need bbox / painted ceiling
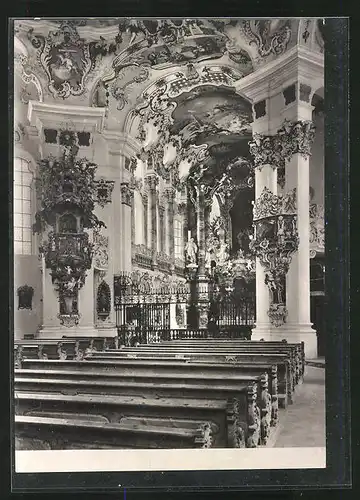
[14,18,324,186]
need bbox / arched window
[14,158,33,255]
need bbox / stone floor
[274,366,326,447]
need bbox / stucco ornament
[241,20,292,58]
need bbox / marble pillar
[120,182,134,272]
[275,109,318,358]
[251,158,278,341]
[146,173,159,268]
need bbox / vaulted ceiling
[14,18,324,135]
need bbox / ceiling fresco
[14,17,324,201]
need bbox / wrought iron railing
[117,326,252,346]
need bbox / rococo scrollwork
[95,178,115,208]
[250,187,299,327]
[33,135,105,324]
[249,120,316,173]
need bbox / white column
[252,165,278,340]
[274,101,318,358]
[250,105,278,340]
[120,183,134,272]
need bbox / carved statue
[265,271,283,304]
[277,215,285,245]
[185,237,198,265]
[217,241,229,264]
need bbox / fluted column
[120,182,134,272]
[165,186,176,266]
[195,184,210,329]
[278,104,317,358]
[250,133,278,340]
[145,173,159,268]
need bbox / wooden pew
[86,350,293,406]
[112,344,299,386]
[15,391,245,448]
[14,373,265,446]
[155,340,305,381]
[19,357,280,426]
[131,343,303,385]
[15,414,214,450]
[14,337,116,362]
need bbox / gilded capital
[145,174,159,191]
[277,120,316,160]
[120,182,134,206]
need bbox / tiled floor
[274,366,326,447]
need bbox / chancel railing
[113,271,255,346]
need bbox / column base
[252,323,317,358]
[95,325,118,338]
[37,325,103,340]
[251,323,273,341]
[270,323,318,359]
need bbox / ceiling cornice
[27,101,106,133]
[235,45,324,103]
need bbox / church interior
[13,18,325,452]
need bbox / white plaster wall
[309,113,324,205]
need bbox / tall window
[174,219,183,260]
[14,158,33,255]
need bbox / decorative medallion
[95,178,115,207]
[252,187,297,221]
[28,21,116,99]
[267,303,288,327]
[57,312,81,328]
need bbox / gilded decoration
[121,182,134,206]
[33,140,105,321]
[277,120,316,161]
[95,178,115,207]
[241,20,292,58]
[27,21,117,99]
[250,187,299,327]
[249,120,316,173]
[309,203,325,254]
[93,229,109,270]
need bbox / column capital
[120,182,134,206]
[164,186,176,202]
[278,119,316,160]
[145,173,159,191]
[250,119,316,171]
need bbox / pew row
[15,391,251,448]
[15,415,214,450]
[18,357,280,420]
[15,372,270,446]
[85,351,293,406]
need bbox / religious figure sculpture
[277,216,285,246]
[185,237,198,265]
[217,241,229,264]
[265,271,283,304]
